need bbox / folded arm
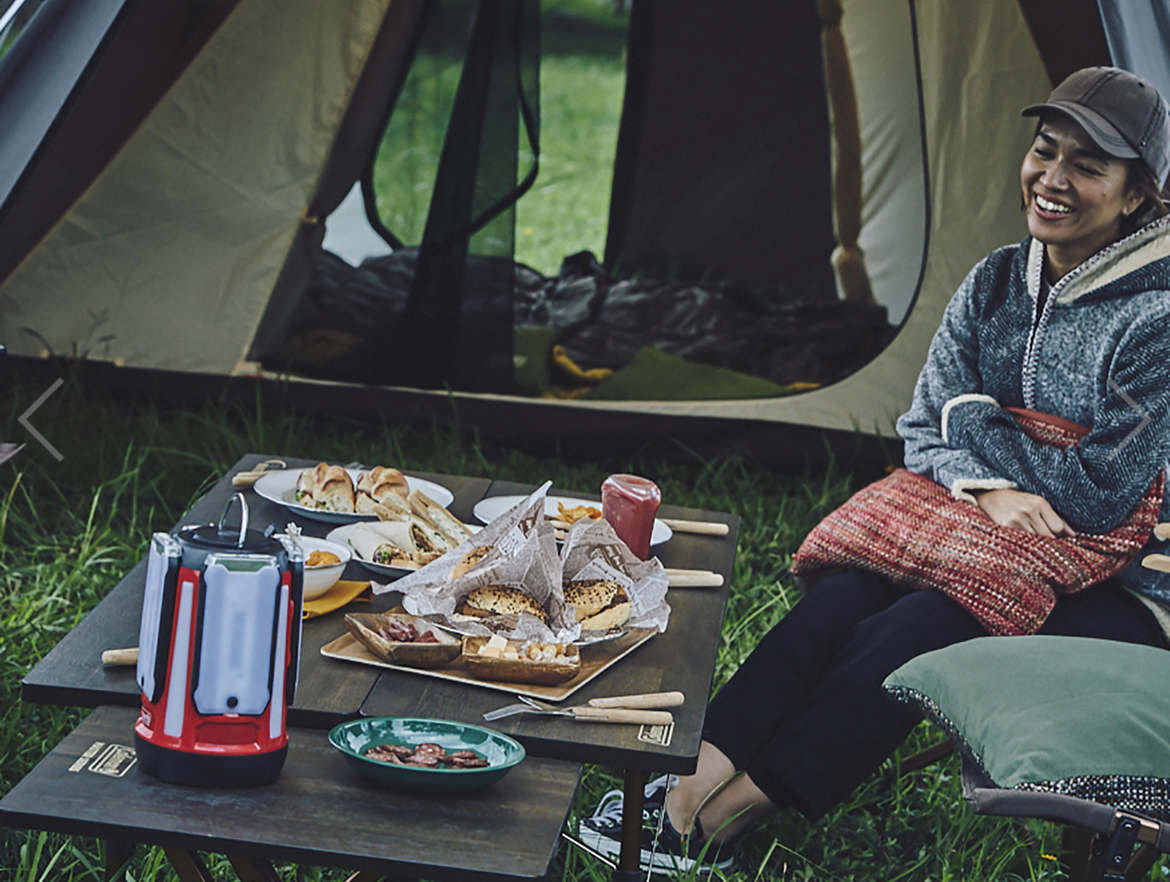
[946,316,1170,533]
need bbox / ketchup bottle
[601,474,661,560]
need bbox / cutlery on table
[483,692,681,724]
[101,647,138,665]
[666,569,724,588]
[657,518,729,536]
[1155,522,1170,541]
[231,459,288,488]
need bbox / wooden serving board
[320,628,657,702]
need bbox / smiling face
[1020,114,1144,280]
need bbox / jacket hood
[1025,214,1170,305]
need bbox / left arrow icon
[19,378,64,461]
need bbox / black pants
[702,569,1166,820]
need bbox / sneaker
[578,774,735,877]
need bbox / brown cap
[1022,67,1170,186]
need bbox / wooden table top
[22,455,739,774]
[0,706,580,882]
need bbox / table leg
[613,767,646,882]
[163,848,214,882]
[102,838,135,881]
[227,854,281,882]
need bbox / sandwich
[456,585,549,625]
[295,463,356,512]
[355,467,410,513]
[564,579,631,631]
[448,545,495,580]
[349,522,420,568]
[409,490,474,546]
[371,494,412,521]
[408,515,455,559]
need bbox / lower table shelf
[0,706,581,882]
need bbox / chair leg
[1125,843,1158,881]
[897,740,954,775]
[1062,826,1096,882]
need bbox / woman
[581,67,1170,876]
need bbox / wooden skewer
[1143,554,1170,574]
[667,572,724,588]
[1155,523,1170,541]
[102,647,139,666]
[658,519,729,536]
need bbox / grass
[0,365,1143,881]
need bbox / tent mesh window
[268,0,897,399]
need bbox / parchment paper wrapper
[561,517,671,633]
[377,481,570,641]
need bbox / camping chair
[886,627,1170,882]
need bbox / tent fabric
[604,0,838,306]
[0,0,240,285]
[0,0,392,371]
[0,0,1117,442]
[0,0,126,212]
[1098,0,1170,117]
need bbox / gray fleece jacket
[896,216,1170,604]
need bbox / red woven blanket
[791,409,1164,635]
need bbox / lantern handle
[217,492,249,548]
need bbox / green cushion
[884,636,1170,791]
[584,346,802,401]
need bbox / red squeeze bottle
[601,474,661,560]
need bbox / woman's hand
[972,488,1077,538]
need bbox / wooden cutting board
[320,627,657,702]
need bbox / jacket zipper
[1020,229,1143,409]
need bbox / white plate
[471,495,672,546]
[327,523,481,580]
[254,468,454,525]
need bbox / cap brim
[1021,100,1141,159]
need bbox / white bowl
[297,536,352,600]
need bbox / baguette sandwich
[355,467,410,514]
[296,463,356,513]
[409,490,474,545]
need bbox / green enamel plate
[328,717,525,793]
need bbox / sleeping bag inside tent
[0,0,1140,451]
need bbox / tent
[0,0,1150,461]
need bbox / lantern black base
[134,733,287,787]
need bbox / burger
[448,545,495,580]
[564,579,631,631]
[456,585,549,625]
